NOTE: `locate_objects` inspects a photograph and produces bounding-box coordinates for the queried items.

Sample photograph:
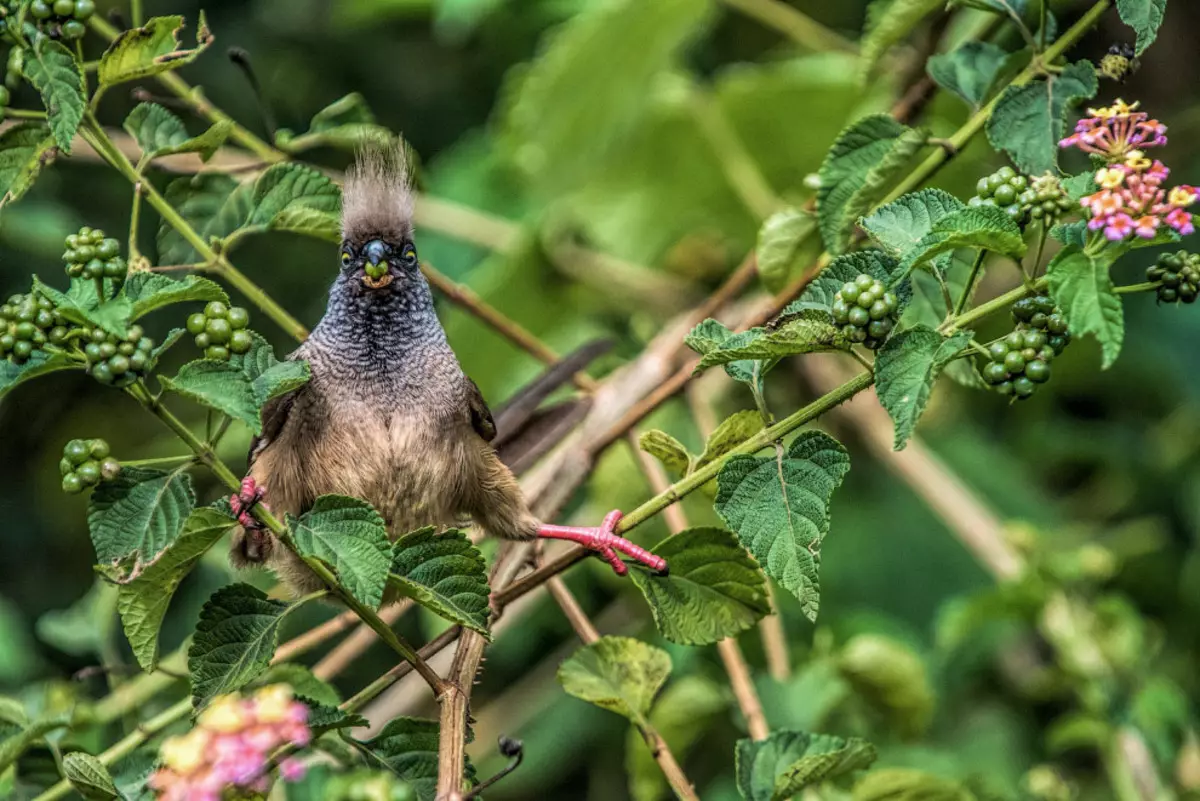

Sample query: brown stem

[312,602,411,681]
[758,583,792,681]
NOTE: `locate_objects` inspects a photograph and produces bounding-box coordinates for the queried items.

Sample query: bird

[229,142,666,594]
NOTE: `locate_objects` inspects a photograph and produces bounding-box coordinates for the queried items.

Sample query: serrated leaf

[838,128,929,253]
[1062,171,1097,201]
[716,431,851,622]
[289,495,391,610]
[359,717,476,801]
[897,206,1025,279]
[860,0,942,80]
[293,92,393,151]
[926,41,1008,108]
[110,751,157,801]
[188,583,290,710]
[639,430,692,478]
[24,39,84,154]
[388,528,490,635]
[838,634,934,737]
[757,208,820,294]
[682,318,764,387]
[268,206,341,242]
[1046,247,1123,368]
[0,122,57,206]
[697,410,764,471]
[782,250,911,318]
[875,327,972,450]
[301,699,368,735]
[1116,0,1167,55]
[986,61,1098,175]
[34,275,132,337]
[159,360,261,434]
[123,273,228,319]
[627,676,727,801]
[157,173,253,264]
[63,752,118,801]
[122,103,231,162]
[694,312,842,371]
[0,349,77,400]
[557,636,671,726]
[860,189,966,259]
[852,768,977,801]
[246,163,341,229]
[117,508,236,671]
[256,664,341,707]
[98,14,213,87]
[736,730,877,801]
[818,115,919,254]
[630,527,770,645]
[88,466,195,583]
[234,332,310,407]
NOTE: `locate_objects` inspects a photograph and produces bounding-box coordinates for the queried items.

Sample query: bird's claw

[229,476,268,531]
[538,510,669,577]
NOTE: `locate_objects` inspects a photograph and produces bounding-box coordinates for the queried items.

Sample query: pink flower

[1060,99,1168,160]
[1104,213,1135,241]
[1167,208,1195,236]
[1134,215,1160,238]
[280,758,307,782]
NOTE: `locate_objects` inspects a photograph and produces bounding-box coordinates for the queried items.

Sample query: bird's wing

[248,348,310,468]
[464,376,497,443]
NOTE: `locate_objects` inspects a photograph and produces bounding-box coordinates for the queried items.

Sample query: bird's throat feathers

[313,271,447,366]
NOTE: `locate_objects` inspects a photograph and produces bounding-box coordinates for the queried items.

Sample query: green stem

[942,278,1047,334]
[688,85,780,219]
[130,0,143,27]
[720,0,857,53]
[128,179,144,264]
[5,108,46,119]
[955,250,988,316]
[1031,223,1049,279]
[93,647,189,724]
[122,454,197,468]
[1114,280,1159,294]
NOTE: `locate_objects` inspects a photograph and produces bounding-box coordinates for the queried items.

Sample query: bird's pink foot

[538,510,668,577]
[229,476,268,530]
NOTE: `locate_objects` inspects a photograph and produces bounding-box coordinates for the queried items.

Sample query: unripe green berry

[186,313,207,335]
[108,354,130,375]
[89,439,109,459]
[53,0,74,15]
[987,342,1009,361]
[205,318,232,344]
[12,340,33,360]
[62,473,83,494]
[61,19,86,39]
[84,343,103,362]
[1025,359,1051,383]
[76,460,101,485]
[30,0,52,19]
[1012,376,1036,398]
[92,363,114,384]
[204,301,229,319]
[227,307,250,329]
[98,342,117,359]
[59,457,73,476]
[65,439,89,464]
[74,0,96,19]
[1003,351,1026,373]
[229,330,253,354]
[205,345,230,361]
[847,306,869,327]
[983,362,1008,384]
[194,332,211,349]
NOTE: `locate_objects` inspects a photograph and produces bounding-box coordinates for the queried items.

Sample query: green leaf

[0,349,77,401]
[122,103,232,162]
[117,508,236,671]
[986,61,1098,175]
[783,250,910,318]
[188,583,290,710]
[268,206,341,242]
[289,495,392,611]
[159,360,261,434]
[98,14,213,87]
[639,430,692,478]
[157,173,253,264]
[34,275,132,337]
[23,39,84,154]
[818,114,922,254]
[926,41,1008,108]
[62,752,118,801]
[123,273,228,320]
[1062,171,1097,201]
[1046,247,1124,368]
[235,332,311,407]
[88,467,196,583]
[359,717,475,801]
[948,0,1029,16]
[693,312,842,372]
[737,730,877,801]
[292,92,393,151]
[255,664,341,708]
[859,0,942,80]
[0,122,57,206]
[110,751,157,801]
[696,410,765,471]
[897,206,1026,279]
[630,527,770,645]
[875,327,973,450]
[302,699,368,735]
[0,715,71,774]
[388,528,490,635]
[851,768,978,801]
[683,318,765,387]
[36,580,112,658]
[557,636,671,726]
[626,676,727,801]
[757,208,820,294]
[1115,0,1167,55]
[715,431,851,622]
[838,634,934,737]
[245,163,341,229]
[860,189,966,260]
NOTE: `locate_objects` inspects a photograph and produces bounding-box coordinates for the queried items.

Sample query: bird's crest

[342,139,415,244]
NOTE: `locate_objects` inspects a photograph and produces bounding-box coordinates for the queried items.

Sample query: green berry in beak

[365,260,389,280]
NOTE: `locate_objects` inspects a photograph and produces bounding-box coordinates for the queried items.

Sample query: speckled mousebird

[229,143,667,591]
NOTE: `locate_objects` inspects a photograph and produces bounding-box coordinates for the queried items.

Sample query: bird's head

[340,140,418,292]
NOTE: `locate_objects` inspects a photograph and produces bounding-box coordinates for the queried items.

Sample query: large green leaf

[851,768,977,801]
[23,39,84,154]
[837,634,934,737]
[123,273,229,320]
[875,327,973,450]
[926,41,1008,108]
[188,583,290,710]
[682,318,765,387]
[235,332,311,407]
[388,528,490,635]
[626,676,727,801]
[98,14,213,87]
[860,189,966,259]
[1046,247,1124,368]
[157,173,253,264]
[1115,0,1168,55]
[557,636,671,727]
[986,61,1098,175]
[122,103,232,162]
[897,206,1025,278]
[289,495,392,611]
[0,122,56,205]
[359,718,475,801]
[158,360,261,433]
[0,349,77,401]
[62,752,119,801]
[690,311,842,372]
[244,163,341,230]
[736,730,877,801]
[756,208,821,293]
[288,92,393,151]
[782,250,911,318]
[630,527,770,645]
[117,508,236,671]
[859,0,942,80]
[715,431,851,622]
[88,466,195,583]
[34,276,132,338]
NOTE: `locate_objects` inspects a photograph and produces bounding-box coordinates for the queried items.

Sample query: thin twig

[720,0,857,53]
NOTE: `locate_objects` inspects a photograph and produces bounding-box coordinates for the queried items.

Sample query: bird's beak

[362,258,393,289]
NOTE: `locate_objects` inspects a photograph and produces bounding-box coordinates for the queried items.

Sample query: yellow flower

[1095,167,1125,189]
[1170,187,1197,207]
[1089,98,1139,119]
[1124,150,1151,170]
[198,694,246,733]
[160,728,210,775]
[253,684,295,724]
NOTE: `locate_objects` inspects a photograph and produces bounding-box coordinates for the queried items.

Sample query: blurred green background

[2,1,1200,798]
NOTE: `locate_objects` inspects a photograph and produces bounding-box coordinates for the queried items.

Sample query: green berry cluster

[80,324,154,387]
[979,296,1070,400]
[27,0,94,40]
[63,227,126,282]
[969,166,1029,222]
[831,274,899,350]
[59,437,120,494]
[1019,173,1075,224]
[1147,250,1200,304]
[0,291,57,364]
[187,302,252,361]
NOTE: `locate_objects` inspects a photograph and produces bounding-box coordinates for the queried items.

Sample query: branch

[720,0,857,53]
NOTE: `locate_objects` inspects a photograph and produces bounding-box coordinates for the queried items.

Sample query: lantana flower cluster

[149,684,310,801]
[1059,99,1196,243]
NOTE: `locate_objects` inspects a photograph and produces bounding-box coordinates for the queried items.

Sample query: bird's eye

[340,251,351,267]
[402,246,417,263]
